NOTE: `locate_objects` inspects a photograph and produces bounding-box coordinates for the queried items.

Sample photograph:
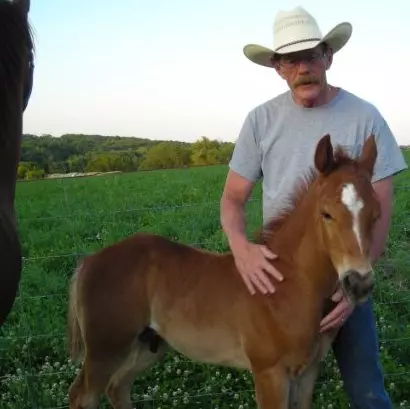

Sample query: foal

[67,134,381,409]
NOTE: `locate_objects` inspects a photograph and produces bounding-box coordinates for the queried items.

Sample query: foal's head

[313,134,380,304]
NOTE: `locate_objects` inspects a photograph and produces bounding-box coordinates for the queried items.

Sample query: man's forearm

[370,178,394,263]
[370,216,390,263]
[220,196,248,253]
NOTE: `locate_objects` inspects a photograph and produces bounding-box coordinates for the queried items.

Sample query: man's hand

[232,241,284,295]
[320,288,354,333]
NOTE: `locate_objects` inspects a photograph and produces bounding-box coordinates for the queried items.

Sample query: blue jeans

[332,298,392,409]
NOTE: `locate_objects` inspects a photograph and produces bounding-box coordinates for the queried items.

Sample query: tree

[190,137,234,166]
[139,142,191,170]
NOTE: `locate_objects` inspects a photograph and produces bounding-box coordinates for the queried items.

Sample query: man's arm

[220,170,254,253]
[220,170,283,294]
[221,110,260,254]
[367,111,407,263]
[223,109,285,294]
[370,176,394,264]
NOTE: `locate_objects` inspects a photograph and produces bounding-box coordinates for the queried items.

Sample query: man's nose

[296,61,310,74]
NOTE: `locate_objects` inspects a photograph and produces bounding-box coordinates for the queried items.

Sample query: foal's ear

[14,0,30,15]
[359,134,378,178]
[314,134,335,175]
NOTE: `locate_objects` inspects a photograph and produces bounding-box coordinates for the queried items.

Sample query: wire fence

[1,173,409,409]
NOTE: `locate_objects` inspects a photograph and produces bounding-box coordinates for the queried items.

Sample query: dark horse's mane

[0,0,33,138]
[256,146,358,243]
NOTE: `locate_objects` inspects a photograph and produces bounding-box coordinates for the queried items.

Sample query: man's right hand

[231,240,284,295]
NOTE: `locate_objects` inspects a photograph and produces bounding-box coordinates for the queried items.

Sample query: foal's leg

[251,365,290,409]
[106,341,168,409]
[289,361,320,409]
[289,331,336,409]
[68,356,118,409]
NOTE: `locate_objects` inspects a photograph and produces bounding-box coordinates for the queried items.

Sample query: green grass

[1,152,410,409]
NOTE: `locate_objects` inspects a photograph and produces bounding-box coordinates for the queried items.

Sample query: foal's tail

[67,262,84,363]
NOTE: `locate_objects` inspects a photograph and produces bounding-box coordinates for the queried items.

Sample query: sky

[23,0,410,145]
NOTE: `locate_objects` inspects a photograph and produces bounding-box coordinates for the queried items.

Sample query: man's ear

[325,54,333,70]
[271,58,285,78]
[324,46,333,70]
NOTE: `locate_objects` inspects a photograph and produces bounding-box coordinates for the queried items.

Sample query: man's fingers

[252,274,271,295]
[263,261,284,282]
[253,271,275,294]
[320,313,341,332]
[242,274,256,295]
[320,310,340,327]
[320,322,334,333]
[331,288,344,302]
[320,314,347,333]
[320,300,353,333]
[236,243,283,296]
[259,246,283,281]
[320,305,343,327]
[260,246,278,260]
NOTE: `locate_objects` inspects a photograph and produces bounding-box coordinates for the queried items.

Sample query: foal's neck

[265,185,338,298]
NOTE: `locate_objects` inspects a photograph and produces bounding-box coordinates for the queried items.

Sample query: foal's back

[78,231,305,316]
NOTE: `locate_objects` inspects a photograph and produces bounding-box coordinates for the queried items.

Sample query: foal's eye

[321,211,333,221]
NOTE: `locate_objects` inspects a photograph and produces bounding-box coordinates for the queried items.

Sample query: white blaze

[341,183,364,253]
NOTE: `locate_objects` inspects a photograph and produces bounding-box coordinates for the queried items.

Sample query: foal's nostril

[343,270,374,300]
[344,271,360,290]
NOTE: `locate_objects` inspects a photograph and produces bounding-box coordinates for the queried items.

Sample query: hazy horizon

[23,0,410,145]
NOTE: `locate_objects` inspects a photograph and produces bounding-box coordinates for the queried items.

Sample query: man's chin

[293,84,321,103]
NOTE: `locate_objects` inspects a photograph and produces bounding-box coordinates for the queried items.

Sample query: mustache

[293,76,320,88]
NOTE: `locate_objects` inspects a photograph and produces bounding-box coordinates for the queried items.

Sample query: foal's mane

[0,1,33,106]
[256,146,358,243]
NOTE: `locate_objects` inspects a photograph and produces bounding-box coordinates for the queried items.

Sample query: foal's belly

[149,311,251,370]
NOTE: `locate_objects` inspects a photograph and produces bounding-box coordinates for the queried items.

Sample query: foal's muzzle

[342,270,374,303]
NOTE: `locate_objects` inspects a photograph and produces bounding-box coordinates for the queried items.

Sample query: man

[220,6,408,409]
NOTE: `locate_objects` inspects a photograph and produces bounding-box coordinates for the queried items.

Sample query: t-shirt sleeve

[229,111,262,182]
[371,112,408,183]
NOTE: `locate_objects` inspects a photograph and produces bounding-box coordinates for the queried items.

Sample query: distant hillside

[18,134,235,180]
[18,133,409,181]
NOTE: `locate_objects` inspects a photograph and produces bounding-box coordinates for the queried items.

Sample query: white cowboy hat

[243,6,353,68]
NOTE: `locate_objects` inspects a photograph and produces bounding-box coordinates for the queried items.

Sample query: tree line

[18,134,235,180]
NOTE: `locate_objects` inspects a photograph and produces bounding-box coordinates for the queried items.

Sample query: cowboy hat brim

[243,22,352,68]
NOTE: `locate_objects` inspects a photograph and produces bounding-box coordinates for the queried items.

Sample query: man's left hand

[319,288,354,333]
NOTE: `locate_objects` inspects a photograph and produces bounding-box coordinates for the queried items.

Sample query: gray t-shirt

[229,88,408,224]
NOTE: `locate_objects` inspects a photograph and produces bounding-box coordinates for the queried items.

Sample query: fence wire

[1,173,409,409]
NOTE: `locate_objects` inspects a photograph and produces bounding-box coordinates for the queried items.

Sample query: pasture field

[1,152,410,409]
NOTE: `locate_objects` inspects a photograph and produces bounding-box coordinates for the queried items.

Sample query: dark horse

[0,0,34,329]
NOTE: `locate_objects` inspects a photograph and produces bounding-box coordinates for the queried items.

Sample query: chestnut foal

[67,134,380,409]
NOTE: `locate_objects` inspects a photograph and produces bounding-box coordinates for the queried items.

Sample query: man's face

[273,45,332,103]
